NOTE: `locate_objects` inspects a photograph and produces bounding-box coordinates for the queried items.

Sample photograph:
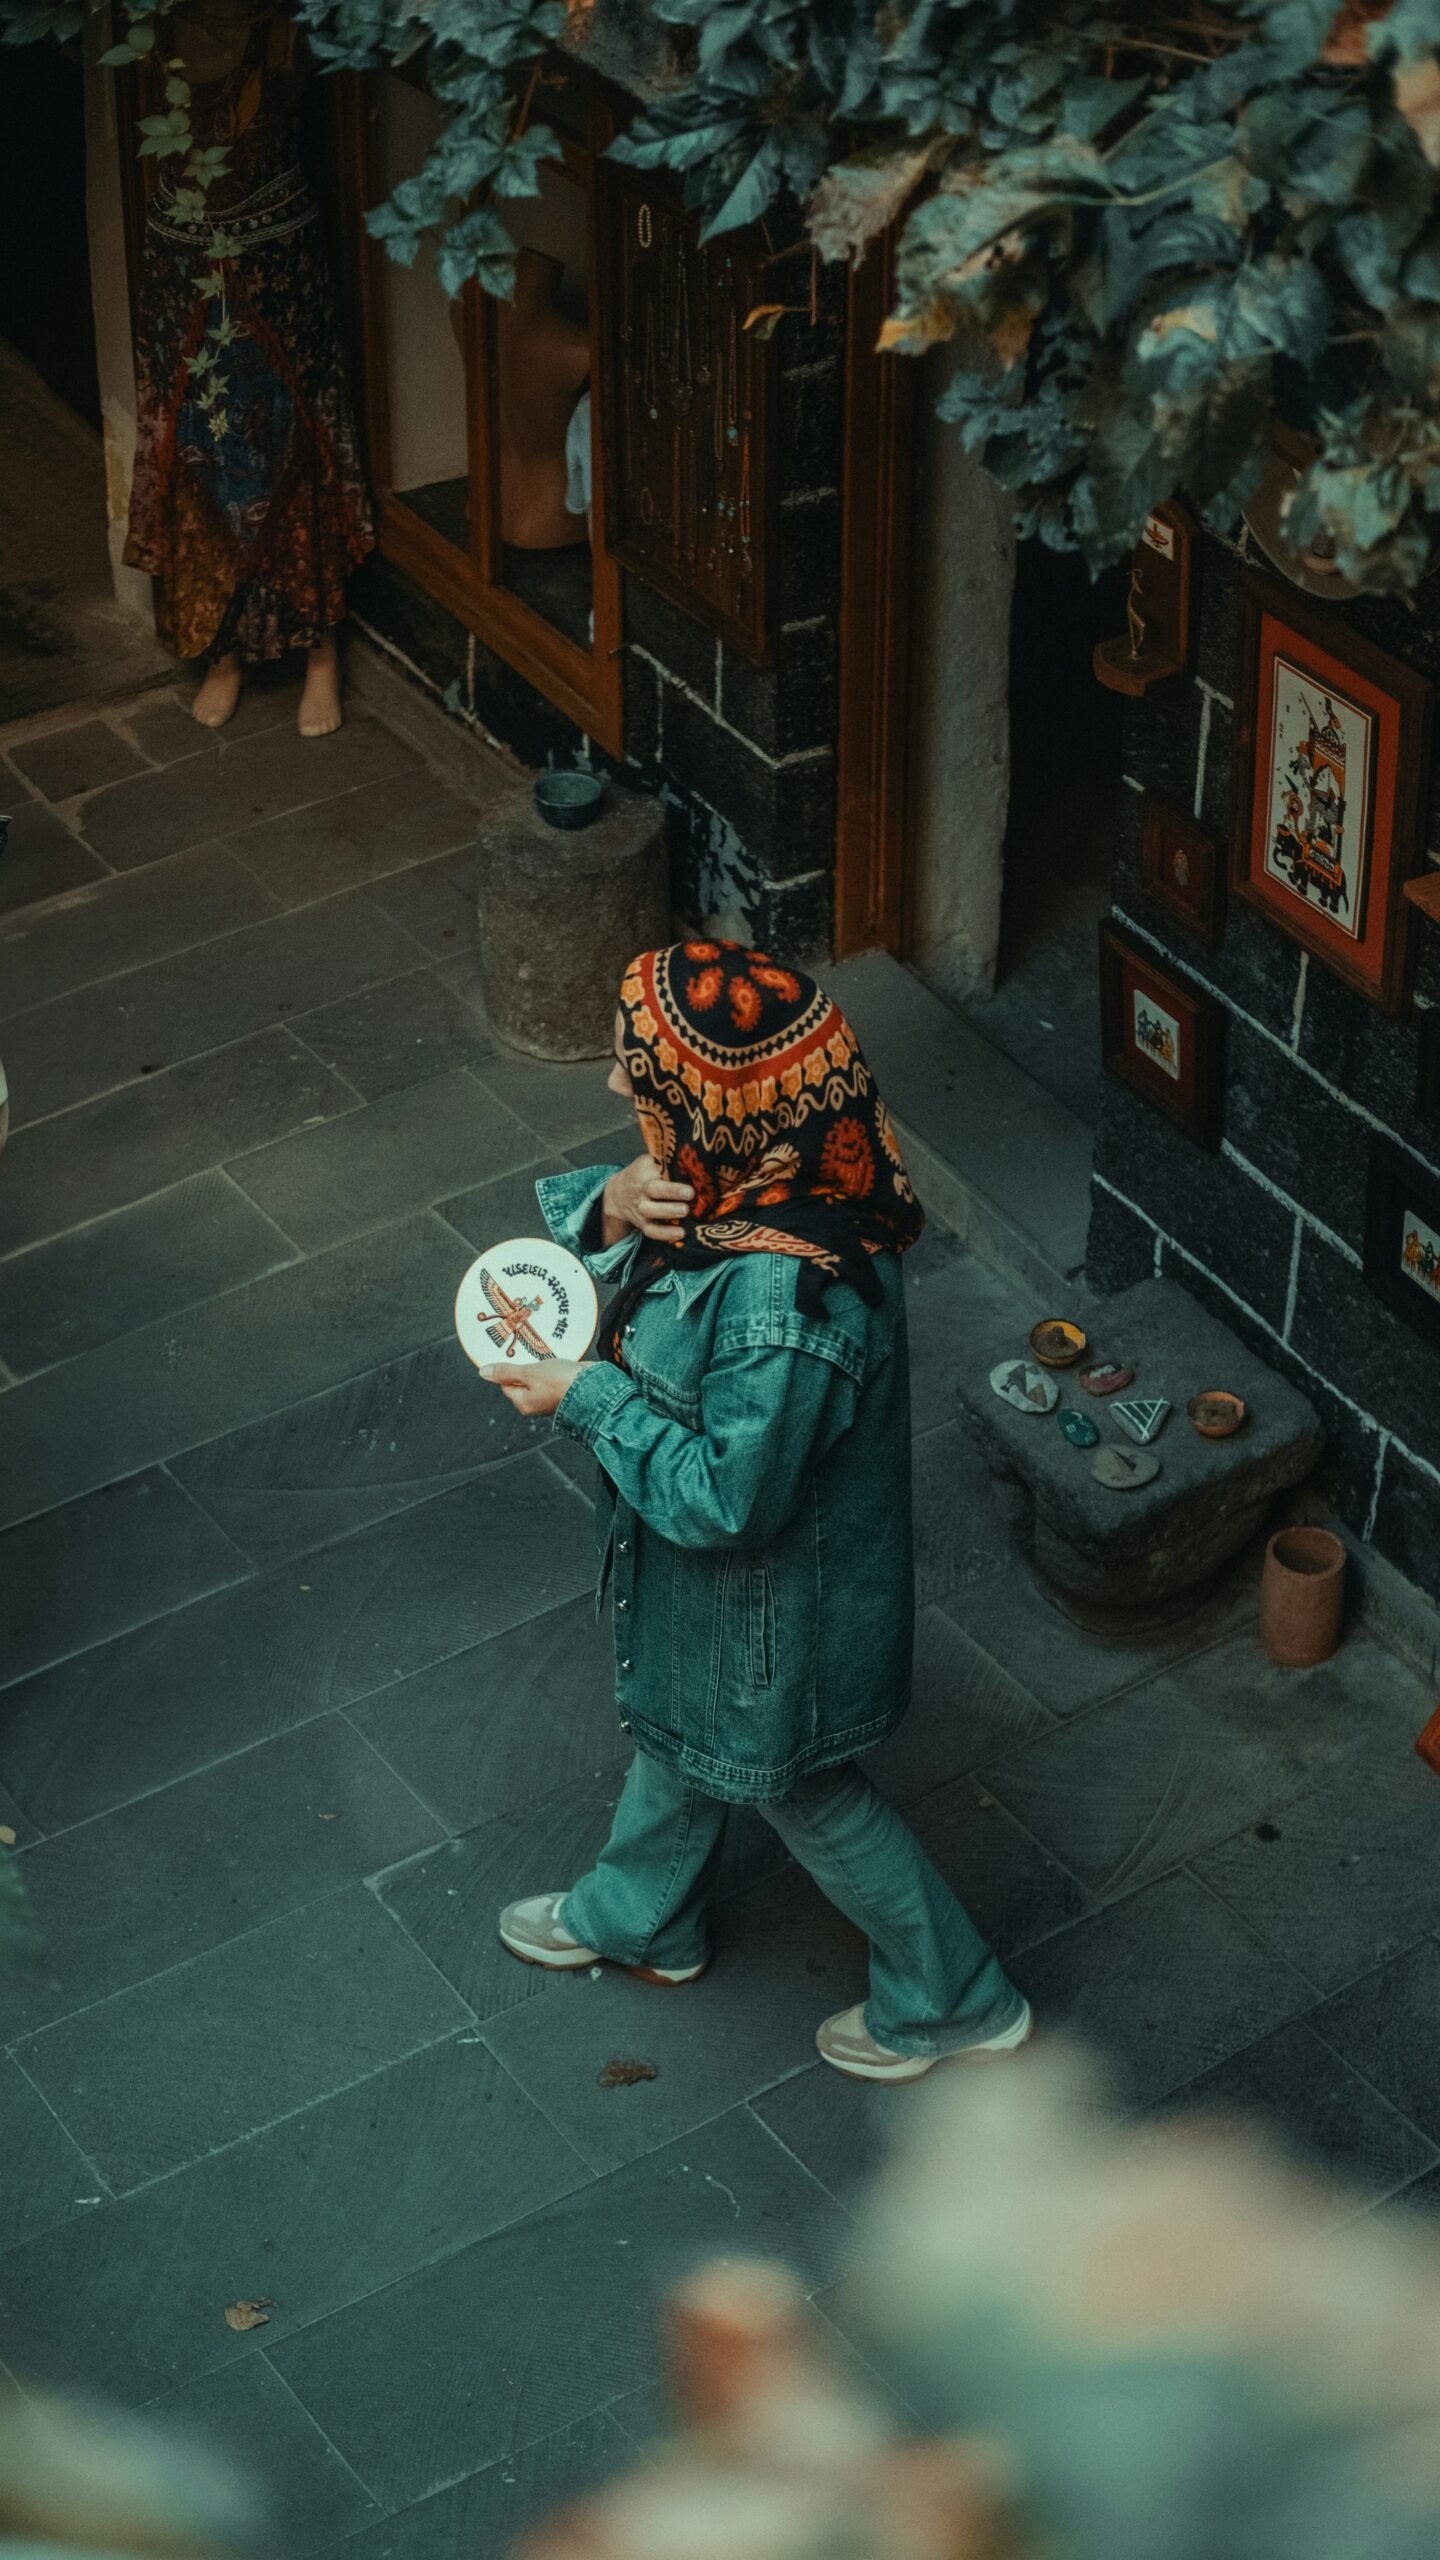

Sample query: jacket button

[619,1717,632,1732]
[617,1539,630,1554]
[620,1657,633,1672]
[616,1596,629,1611]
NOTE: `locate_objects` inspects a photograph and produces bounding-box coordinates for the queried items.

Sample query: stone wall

[1087,531,1440,1604]
[349,271,843,961]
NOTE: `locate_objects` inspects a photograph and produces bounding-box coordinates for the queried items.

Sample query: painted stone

[1080,1360,1135,1398]
[989,1358,1060,1416]
[1059,1409,1100,1448]
[1092,1444,1162,1490]
[1113,1396,1171,1446]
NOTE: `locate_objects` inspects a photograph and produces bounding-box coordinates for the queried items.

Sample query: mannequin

[494,249,590,549]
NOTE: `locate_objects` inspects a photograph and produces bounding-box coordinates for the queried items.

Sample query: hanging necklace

[726,307,739,446]
[738,434,753,578]
[671,246,694,414]
[641,297,658,421]
[696,250,713,388]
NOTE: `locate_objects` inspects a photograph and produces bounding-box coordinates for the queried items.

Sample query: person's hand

[478,1357,589,1418]
[602,1152,694,1247]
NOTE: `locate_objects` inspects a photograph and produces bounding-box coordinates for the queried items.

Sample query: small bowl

[534,770,605,831]
[1028,1317,1088,1368]
[1187,1389,1247,1439]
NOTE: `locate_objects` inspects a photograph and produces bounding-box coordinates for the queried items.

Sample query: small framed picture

[1363,1138,1440,1347]
[1099,920,1223,1148]
[1234,576,1432,1013]
[1140,790,1225,945]
[1417,1011,1440,1135]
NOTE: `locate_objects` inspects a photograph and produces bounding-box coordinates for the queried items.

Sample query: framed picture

[1140,789,1225,946]
[1099,920,1224,1147]
[1363,1137,1440,1347]
[1419,1011,1440,1136]
[1233,577,1432,1013]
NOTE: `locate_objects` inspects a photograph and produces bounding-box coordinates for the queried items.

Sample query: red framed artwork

[1099,920,1224,1148]
[1233,578,1432,1013]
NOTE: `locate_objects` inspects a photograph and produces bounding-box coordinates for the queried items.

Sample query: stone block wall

[349,271,843,961]
[1087,532,1440,1604]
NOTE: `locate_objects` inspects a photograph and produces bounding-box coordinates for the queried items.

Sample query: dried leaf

[224,2298,272,2332]
[597,2058,659,2088]
[743,303,788,338]
[877,305,954,353]
[1322,0,1391,65]
[809,142,937,265]
[1396,55,1440,167]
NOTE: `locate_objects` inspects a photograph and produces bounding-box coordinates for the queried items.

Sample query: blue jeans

[561,1752,1025,2060]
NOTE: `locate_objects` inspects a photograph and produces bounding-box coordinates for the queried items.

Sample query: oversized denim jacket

[540,1166,913,1803]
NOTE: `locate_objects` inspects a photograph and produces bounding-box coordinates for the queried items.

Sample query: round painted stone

[1079,1360,1135,1398]
[1059,1408,1100,1448]
[1092,1444,1161,1490]
[455,1237,598,1369]
[989,1358,1060,1416]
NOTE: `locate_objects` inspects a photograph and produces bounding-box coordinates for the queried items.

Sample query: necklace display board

[597,166,772,663]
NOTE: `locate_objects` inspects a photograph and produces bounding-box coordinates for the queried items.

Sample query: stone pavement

[1,667,1438,2558]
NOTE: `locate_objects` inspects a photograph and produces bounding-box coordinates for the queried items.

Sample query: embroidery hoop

[455,1238,599,1369]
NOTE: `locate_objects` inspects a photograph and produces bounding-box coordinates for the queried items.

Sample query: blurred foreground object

[520,2046,1440,2559]
[0,2380,257,2560]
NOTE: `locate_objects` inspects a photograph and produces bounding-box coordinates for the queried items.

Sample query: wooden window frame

[332,63,624,757]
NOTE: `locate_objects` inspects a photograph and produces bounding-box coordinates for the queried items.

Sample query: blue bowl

[534,770,605,831]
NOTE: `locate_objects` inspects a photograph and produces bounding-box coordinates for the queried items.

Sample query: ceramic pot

[1259,1526,1346,1668]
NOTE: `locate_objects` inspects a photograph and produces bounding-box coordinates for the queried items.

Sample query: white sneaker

[816,1998,1034,2083]
[497,1893,708,1985]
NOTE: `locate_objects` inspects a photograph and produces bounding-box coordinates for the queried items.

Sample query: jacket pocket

[746,1563,775,1691]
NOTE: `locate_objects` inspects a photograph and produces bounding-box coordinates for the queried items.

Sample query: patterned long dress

[124,4,374,664]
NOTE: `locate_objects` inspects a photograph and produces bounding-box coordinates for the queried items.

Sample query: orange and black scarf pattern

[606,939,924,1349]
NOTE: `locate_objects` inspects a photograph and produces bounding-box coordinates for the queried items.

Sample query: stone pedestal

[474,782,671,1060]
[954,1276,1323,1631]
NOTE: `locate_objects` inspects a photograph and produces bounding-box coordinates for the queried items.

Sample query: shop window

[337,59,622,753]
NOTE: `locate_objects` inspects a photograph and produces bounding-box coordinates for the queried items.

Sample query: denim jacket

[540,1167,913,1803]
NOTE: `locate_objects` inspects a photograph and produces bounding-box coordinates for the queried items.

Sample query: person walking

[478,940,1031,2082]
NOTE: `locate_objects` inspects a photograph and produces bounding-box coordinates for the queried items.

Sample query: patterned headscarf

[605,938,924,1349]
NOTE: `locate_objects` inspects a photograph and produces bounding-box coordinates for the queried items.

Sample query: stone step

[827,951,1094,1296]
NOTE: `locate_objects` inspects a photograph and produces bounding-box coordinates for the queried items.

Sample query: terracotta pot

[1259,1526,1346,1668]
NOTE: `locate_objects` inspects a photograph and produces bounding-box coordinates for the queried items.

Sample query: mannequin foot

[298,634,342,737]
[193,653,242,729]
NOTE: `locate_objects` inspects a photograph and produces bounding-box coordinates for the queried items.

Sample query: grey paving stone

[943,1556,1257,1721]
[0,1466,248,1688]
[750,2065,903,2221]
[1010,1868,1316,2108]
[434,1153,573,1252]
[0,1716,444,2041]
[1,889,421,1127]
[431,948,490,1024]
[289,966,496,1102]
[349,1596,624,1834]
[228,1069,536,1255]
[543,1435,597,1500]
[0,1169,295,1377]
[564,1124,639,1172]
[267,2108,857,2508]
[1309,1940,1440,2142]
[10,720,147,802]
[0,800,108,915]
[169,1331,551,1568]
[911,1422,1012,1608]
[0,1457,594,1831]
[1193,1703,1440,1995]
[0,1028,355,1257]
[0,755,36,802]
[13,1883,470,2192]
[365,848,477,957]
[322,2412,633,2560]
[908,1772,1092,1959]
[861,1603,1055,1811]
[981,1628,1396,1905]
[0,1213,469,1530]
[1146,2016,1437,2207]
[0,2038,589,2406]
[0,843,274,1024]
[479,1863,869,2176]
[138,2359,381,2558]
[0,2054,107,2251]
[374,1772,628,2030]
[117,696,222,767]
[224,768,480,909]
[471,1047,646,1148]
[79,716,419,871]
